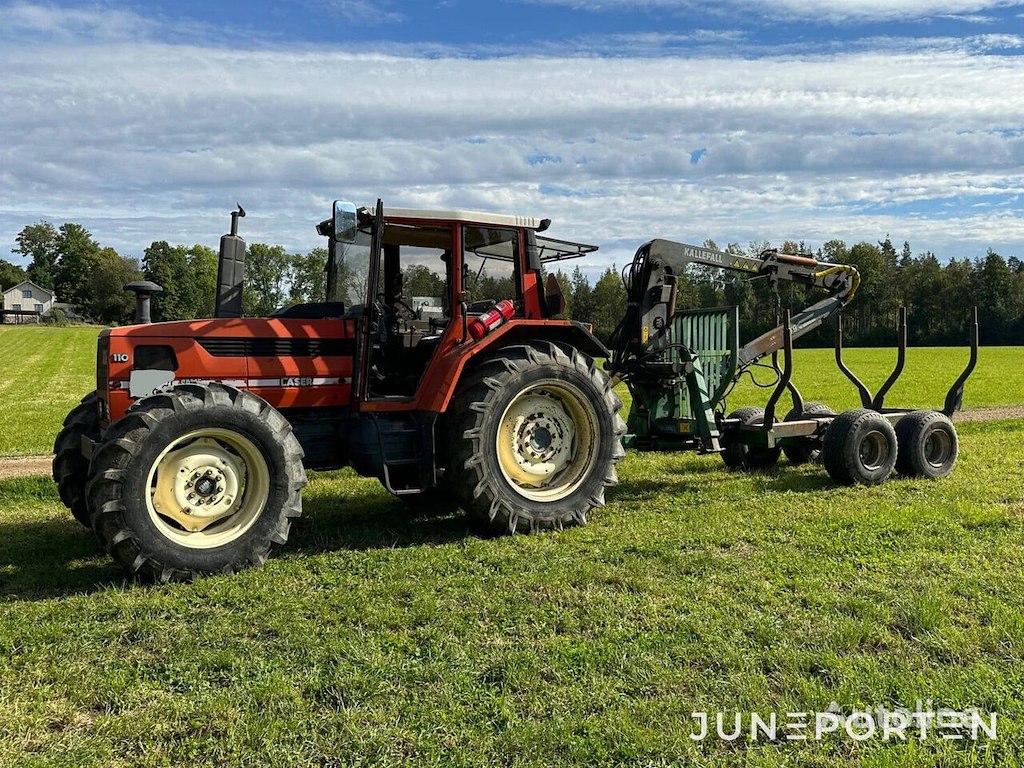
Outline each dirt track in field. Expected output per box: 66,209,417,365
0,455,52,480
1,407,1021,481
951,406,1024,422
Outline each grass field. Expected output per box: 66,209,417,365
0,326,1022,766
0,324,1021,456
0,326,100,456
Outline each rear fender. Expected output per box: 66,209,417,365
424,319,609,414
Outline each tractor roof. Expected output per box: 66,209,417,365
344,205,597,262
380,207,548,231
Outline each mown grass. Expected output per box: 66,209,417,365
2,421,1023,766
726,346,1021,416
0,324,1019,456
0,326,100,456
0,327,1021,766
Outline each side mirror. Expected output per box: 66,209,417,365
333,200,357,244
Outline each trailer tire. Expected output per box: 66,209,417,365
782,401,835,465
721,407,781,471
822,408,897,486
895,410,958,479
86,383,306,582
53,392,103,528
446,341,626,534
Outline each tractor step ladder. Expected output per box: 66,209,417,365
374,414,437,496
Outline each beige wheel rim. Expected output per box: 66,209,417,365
145,428,270,549
496,379,600,502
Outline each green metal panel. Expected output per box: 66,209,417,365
625,305,739,449
670,306,739,416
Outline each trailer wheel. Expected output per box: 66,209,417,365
895,410,958,479
53,392,103,527
446,341,625,534
86,384,306,582
782,401,835,465
721,407,781,471
822,409,897,486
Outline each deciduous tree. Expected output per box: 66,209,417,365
0,258,25,291
13,221,58,290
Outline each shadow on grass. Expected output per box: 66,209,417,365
611,463,835,502
289,487,478,553
1,458,834,600
0,517,127,600
0,474,475,600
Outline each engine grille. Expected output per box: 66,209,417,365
197,337,355,358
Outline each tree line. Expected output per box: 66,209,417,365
548,237,1024,347
1,222,332,324
3,221,1022,345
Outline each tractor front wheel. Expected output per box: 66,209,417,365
446,341,626,534
86,383,306,582
53,392,103,527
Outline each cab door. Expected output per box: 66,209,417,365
354,199,384,409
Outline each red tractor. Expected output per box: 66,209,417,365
54,202,626,581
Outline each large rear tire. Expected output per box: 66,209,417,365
445,341,626,534
86,384,306,582
53,392,102,527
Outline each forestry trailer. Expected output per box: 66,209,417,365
54,201,977,581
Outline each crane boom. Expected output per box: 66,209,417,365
607,238,860,381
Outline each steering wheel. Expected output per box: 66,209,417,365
395,298,419,319
377,293,418,318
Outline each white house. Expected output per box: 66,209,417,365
2,280,55,323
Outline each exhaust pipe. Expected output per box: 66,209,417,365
124,280,163,324
215,204,246,318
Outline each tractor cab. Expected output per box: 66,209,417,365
319,200,597,405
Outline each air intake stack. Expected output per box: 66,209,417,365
215,204,247,318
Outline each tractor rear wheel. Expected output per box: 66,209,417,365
822,408,897,486
782,401,835,465
53,392,103,527
86,383,306,582
721,406,781,471
446,341,625,534
895,410,958,479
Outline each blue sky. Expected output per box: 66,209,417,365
1,0,1023,277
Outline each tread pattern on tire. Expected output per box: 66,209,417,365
53,392,102,527
782,401,835,465
894,410,958,479
446,341,626,534
86,383,306,582
721,406,781,471
822,408,897,486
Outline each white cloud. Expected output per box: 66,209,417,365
1,5,1023,271
521,0,1024,23
0,1,149,40
301,0,404,25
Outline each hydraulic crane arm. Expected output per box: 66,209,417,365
607,238,861,380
